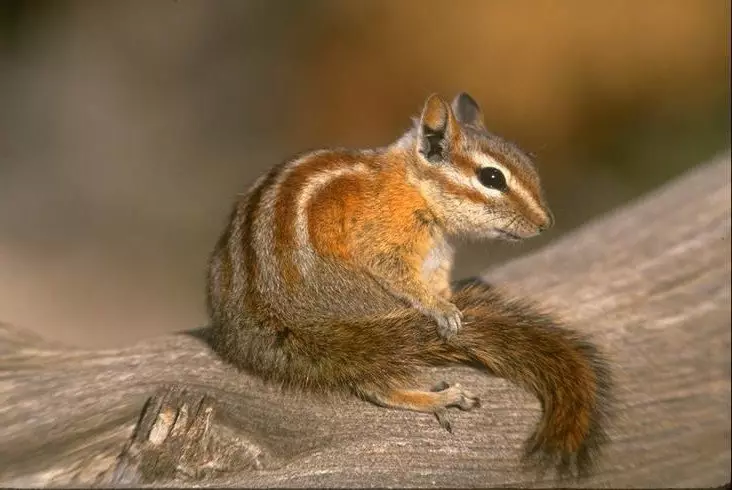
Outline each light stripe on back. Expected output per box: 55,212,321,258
272,151,371,284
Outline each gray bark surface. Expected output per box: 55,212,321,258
1,154,730,488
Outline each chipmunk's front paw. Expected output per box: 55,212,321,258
426,301,463,339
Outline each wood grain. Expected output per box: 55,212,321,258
0,153,730,488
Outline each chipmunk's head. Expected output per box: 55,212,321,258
407,92,553,241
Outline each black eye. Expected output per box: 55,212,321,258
477,167,508,191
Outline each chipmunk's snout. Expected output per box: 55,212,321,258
536,209,554,232
515,207,553,238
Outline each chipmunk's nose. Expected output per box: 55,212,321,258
537,209,554,232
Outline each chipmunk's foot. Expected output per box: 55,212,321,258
431,381,480,432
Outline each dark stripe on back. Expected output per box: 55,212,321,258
273,151,373,284
238,163,286,316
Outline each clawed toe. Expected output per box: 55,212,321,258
448,384,479,410
432,384,480,433
433,382,481,411
456,391,480,410
434,409,453,433
431,381,451,392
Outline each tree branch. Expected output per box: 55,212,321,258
1,153,730,487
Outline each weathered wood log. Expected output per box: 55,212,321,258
1,153,730,488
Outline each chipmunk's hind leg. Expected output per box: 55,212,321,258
361,382,480,433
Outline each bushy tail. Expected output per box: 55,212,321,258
211,282,612,477
436,283,613,477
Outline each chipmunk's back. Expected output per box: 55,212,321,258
208,148,421,329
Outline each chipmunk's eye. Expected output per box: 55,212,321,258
477,167,508,192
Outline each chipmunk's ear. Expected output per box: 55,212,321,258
451,92,485,129
417,94,460,164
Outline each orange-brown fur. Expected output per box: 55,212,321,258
274,156,340,284
206,93,612,478
307,174,362,261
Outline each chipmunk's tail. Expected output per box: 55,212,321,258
210,282,611,477
429,283,613,477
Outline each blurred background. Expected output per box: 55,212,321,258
0,0,729,348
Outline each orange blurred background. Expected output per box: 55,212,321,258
0,0,729,347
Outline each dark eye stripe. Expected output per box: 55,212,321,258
420,164,488,205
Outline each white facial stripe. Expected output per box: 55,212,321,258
470,151,546,218
440,164,474,189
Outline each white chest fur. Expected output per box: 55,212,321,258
421,236,454,283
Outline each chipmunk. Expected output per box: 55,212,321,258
207,93,611,477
